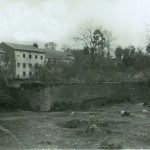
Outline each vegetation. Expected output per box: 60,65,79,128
30,22,150,85
1,21,150,111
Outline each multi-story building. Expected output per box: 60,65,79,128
0,49,6,68
0,42,46,79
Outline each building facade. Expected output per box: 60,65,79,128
0,42,46,79
0,49,6,68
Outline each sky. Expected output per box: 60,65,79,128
0,0,150,49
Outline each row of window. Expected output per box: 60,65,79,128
17,71,32,78
18,54,43,60
17,63,33,68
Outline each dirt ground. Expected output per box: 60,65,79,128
0,103,150,149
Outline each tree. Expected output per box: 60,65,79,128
33,63,63,85
103,30,115,59
129,45,136,57
45,42,57,51
74,23,112,68
122,46,136,67
33,42,38,48
122,48,130,59
115,46,123,60
146,43,150,53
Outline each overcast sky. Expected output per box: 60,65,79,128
0,0,150,49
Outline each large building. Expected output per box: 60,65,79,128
0,42,46,79
0,49,6,68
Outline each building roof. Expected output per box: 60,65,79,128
2,42,46,53
46,49,68,59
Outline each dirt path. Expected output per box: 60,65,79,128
0,103,150,149
0,125,25,149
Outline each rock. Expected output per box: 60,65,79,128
142,109,148,113
71,111,75,117
121,110,130,117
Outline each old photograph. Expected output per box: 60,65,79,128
0,0,150,149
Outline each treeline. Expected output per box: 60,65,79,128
33,23,150,84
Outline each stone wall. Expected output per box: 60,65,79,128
19,82,150,111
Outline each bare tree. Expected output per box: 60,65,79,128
74,22,114,68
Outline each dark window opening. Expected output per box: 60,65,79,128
17,63,20,67
29,63,32,68
29,55,32,59
35,55,37,59
23,72,26,76
29,72,32,76
23,54,25,58
23,63,26,68
41,56,43,60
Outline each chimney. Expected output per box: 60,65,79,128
33,42,38,48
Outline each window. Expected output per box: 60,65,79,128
35,55,37,59
18,55,19,57
23,54,25,58
1,55,3,58
17,75,20,78
23,63,26,68
29,72,32,76
23,72,26,76
29,55,32,59
41,56,43,60
17,63,20,67
29,63,32,68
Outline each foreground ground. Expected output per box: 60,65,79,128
0,103,150,149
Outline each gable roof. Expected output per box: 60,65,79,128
2,42,46,53
46,49,68,59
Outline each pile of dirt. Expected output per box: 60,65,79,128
61,117,113,138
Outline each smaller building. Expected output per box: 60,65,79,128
46,50,74,65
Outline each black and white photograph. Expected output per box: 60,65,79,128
0,0,150,149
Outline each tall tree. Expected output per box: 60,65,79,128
74,23,112,68
146,43,150,53
115,46,123,60
103,30,115,59
129,45,136,57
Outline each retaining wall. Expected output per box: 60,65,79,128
19,82,150,111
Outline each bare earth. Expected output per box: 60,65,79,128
0,103,150,149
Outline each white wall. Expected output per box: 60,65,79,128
15,50,45,79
